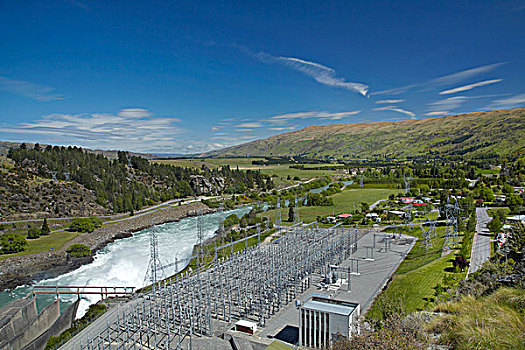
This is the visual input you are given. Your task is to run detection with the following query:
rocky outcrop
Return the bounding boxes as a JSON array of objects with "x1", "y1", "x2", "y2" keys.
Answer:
[{"x1": 189, "y1": 175, "x2": 225, "y2": 195}]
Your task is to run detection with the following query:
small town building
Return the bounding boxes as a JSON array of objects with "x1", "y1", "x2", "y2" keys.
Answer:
[
  {"x1": 298, "y1": 295, "x2": 360, "y2": 348},
  {"x1": 400, "y1": 197, "x2": 415, "y2": 204}
]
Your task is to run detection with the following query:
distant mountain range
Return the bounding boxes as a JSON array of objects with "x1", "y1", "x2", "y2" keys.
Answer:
[{"x1": 208, "y1": 108, "x2": 525, "y2": 160}]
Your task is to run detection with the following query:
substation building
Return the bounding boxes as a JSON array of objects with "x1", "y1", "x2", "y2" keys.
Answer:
[{"x1": 298, "y1": 295, "x2": 360, "y2": 348}]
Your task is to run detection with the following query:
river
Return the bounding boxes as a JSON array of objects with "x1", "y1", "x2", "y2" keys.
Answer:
[{"x1": 0, "y1": 206, "x2": 252, "y2": 318}]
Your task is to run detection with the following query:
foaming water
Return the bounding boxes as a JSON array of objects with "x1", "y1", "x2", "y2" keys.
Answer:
[{"x1": 0, "y1": 206, "x2": 251, "y2": 318}]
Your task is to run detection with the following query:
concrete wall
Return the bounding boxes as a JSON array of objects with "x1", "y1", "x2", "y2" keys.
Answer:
[
  {"x1": 11, "y1": 299, "x2": 61, "y2": 350},
  {"x1": 0, "y1": 298, "x2": 62, "y2": 350},
  {"x1": 0, "y1": 297, "x2": 39, "y2": 349},
  {"x1": 22, "y1": 299, "x2": 79, "y2": 350}
]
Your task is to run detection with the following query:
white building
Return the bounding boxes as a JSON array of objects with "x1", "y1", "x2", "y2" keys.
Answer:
[{"x1": 299, "y1": 295, "x2": 360, "y2": 348}]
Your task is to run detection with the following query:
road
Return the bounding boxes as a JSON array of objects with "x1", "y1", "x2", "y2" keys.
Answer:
[
  {"x1": 468, "y1": 207, "x2": 493, "y2": 275},
  {"x1": 0, "y1": 195, "x2": 221, "y2": 228},
  {"x1": 369, "y1": 199, "x2": 388, "y2": 210}
]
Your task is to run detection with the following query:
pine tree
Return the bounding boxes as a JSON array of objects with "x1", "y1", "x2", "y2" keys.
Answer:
[{"x1": 41, "y1": 218, "x2": 50, "y2": 235}]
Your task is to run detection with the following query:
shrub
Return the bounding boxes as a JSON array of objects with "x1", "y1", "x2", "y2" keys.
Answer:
[
  {"x1": 69, "y1": 217, "x2": 102, "y2": 233},
  {"x1": 66, "y1": 243, "x2": 91, "y2": 258},
  {"x1": 0, "y1": 233, "x2": 27, "y2": 253},
  {"x1": 306, "y1": 193, "x2": 333, "y2": 206},
  {"x1": 27, "y1": 227, "x2": 41, "y2": 239},
  {"x1": 223, "y1": 214, "x2": 239, "y2": 228}
]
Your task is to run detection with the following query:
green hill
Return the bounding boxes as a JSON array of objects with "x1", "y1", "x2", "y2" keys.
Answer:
[{"x1": 209, "y1": 108, "x2": 525, "y2": 160}]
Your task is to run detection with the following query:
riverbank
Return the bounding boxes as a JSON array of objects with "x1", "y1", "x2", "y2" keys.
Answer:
[{"x1": 0, "y1": 202, "x2": 213, "y2": 290}]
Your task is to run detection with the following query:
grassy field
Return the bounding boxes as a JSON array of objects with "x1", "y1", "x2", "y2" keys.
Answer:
[
  {"x1": 260, "y1": 188, "x2": 400, "y2": 222},
  {"x1": 367, "y1": 226, "x2": 471, "y2": 319},
  {"x1": 154, "y1": 157, "x2": 267, "y2": 169},
  {"x1": 0, "y1": 230, "x2": 81, "y2": 260},
  {"x1": 155, "y1": 158, "x2": 346, "y2": 185}
]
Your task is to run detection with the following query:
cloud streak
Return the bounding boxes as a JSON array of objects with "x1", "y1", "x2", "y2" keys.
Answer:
[
  {"x1": 373, "y1": 106, "x2": 416, "y2": 118},
  {"x1": 439, "y1": 79, "x2": 503, "y2": 95},
  {"x1": 375, "y1": 99, "x2": 405, "y2": 104},
  {"x1": 0, "y1": 109, "x2": 185, "y2": 153},
  {"x1": 235, "y1": 122, "x2": 263, "y2": 128},
  {"x1": 430, "y1": 63, "x2": 506, "y2": 86},
  {"x1": 0, "y1": 76, "x2": 66, "y2": 101},
  {"x1": 489, "y1": 93, "x2": 525, "y2": 108},
  {"x1": 256, "y1": 52, "x2": 369, "y2": 96},
  {"x1": 371, "y1": 62, "x2": 505, "y2": 96},
  {"x1": 267, "y1": 111, "x2": 361, "y2": 124}
]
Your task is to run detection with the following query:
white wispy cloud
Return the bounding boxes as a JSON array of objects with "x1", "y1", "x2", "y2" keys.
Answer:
[
  {"x1": 0, "y1": 76, "x2": 66, "y2": 101},
  {"x1": 211, "y1": 126, "x2": 224, "y2": 131},
  {"x1": 370, "y1": 84, "x2": 417, "y2": 96},
  {"x1": 256, "y1": 52, "x2": 369, "y2": 96},
  {"x1": 489, "y1": 93, "x2": 525, "y2": 108},
  {"x1": 236, "y1": 122, "x2": 263, "y2": 128},
  {"x1": 211, "y1": 135, "x2": 256, "y2": 141},
  {"x1": 373, "y1": 106, "x2": 416, "y2": 118},
  {"x1": 424, "y1": 111, "x2": 450, "y2": 116},
  {"x1": 431, "y1": 63, "x2": 506, "y2": 86},
  {"x1": 268, "y1": 111, "x2": 360, "y2": 124},
  {"x1": 269, "y1": 126, "x2": 297, "y2": 131},
  {"x1": 236, "y1": 128, "x2": 254, "y2": 132},
  {"x1": 372, "y1": 62, "x2": 505, "y2": 96},
  {"x1": 439, "y1": 79, "x2": 503, "y2": 95},
  {"x1": 427, "y1": 96, "x2": 469, "y2": 111},
  {"x1": 375, "y1": 99, "x2": 405, "y2": 104},
  {"x1": 0, "y1": 108, "x2": 185, "y2": 153}
]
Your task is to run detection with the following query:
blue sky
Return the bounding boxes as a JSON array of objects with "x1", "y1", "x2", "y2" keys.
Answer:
[{"x1": 0, "y1": 0, "x2": 524, "y2": 154}]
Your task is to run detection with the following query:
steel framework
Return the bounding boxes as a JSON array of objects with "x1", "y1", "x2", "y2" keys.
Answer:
[{"x1": 80, "y1": 225, "x2": 359, "y2": 350}]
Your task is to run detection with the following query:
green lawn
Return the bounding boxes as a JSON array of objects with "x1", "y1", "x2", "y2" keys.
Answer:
[
  {"x1": 367, "y1": 226, "x2": 470, "y2": 319},
  {"x1": 260, "y1": 188, "x2": 400, "y2": 223},
  {"x1": 0, "y1": 230, "x2": 81, "y2": 260}
]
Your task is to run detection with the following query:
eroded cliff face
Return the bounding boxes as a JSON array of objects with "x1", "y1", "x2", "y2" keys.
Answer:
[{"x1": 189, "y1": 175, "x2": 225, "y2": 195}]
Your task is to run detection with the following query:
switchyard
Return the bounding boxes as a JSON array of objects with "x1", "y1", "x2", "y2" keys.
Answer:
[{"x1": 62, "y1": 225, "x2": 416, "y2": 350}]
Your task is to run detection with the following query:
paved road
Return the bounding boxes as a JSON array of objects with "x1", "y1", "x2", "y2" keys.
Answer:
[
  {"x1": 468, "y1": 208, "x2": 493, "y2": 275},
  {"x1": 369, "y1": 199, "x2": 388, "y2": 210}
]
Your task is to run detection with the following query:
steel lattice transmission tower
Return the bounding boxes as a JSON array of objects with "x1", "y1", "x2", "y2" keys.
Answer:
[
  {"x1": 294, "y1": 195, "x2": 300, "y2": 224},
  {"x1": 403, "y1": 204, "x2": 413, "y2": 231},
  {"x1": 217, "y1": 202, "x2": 225, "y2": 238},
  {"x1": 403, "y1": 174, "x2": 412, "y2": 194},
  {"x1": 275, "y1": 198, "x2": 282, "y2": 230},
  {"x1": 196, "y1": 209, "x2": 205, "y2": 268},
  {"x1": 144, "y1": 226, "x2": 166, "y2": 293},
  {"x1": 444, "y1": 197, "x2": 462, "y2": 249},
  {"x1": 418, "y1": 208, "x2": 436, "y2": 252},
  {"x1": 358, "y1": 174, "x2": 365, "y2": 189}
]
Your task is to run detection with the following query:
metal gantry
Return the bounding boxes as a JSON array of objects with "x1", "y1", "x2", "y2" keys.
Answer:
[
  {"x1": 275, "y1": 198, "x2": 282, "y2": 231},
  {"x1": 403, "y1": 204, "x2": 413, "y2": 231},
  {"x1": 81, "y1": 225, "x2": 358, "y2": 350},
  {"x1": 444, "y1": 197, "x2": 462, "y2": 249},
  {"x1": 294, "y1": 195, "x2": 300, "y2": 224},
  {"x1": 144, "y1": 226, "x2": 167, "y2": 294},
  {"x1": 418, "y1": 207, "x2": 438, "y2": 251}
]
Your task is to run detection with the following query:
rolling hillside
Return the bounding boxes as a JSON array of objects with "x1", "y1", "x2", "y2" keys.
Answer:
[{"x1": 209, "y1": 109, "x2": 525, "y2": 159}]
